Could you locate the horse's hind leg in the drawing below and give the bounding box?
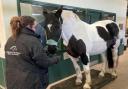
[68,55,82,85]
[99,52,107,77]
[110,48,118,77]
[111,46,119,77]
[111,39,120,77]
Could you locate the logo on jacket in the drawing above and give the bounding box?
[6,46,21,56]
[10,46,17,51]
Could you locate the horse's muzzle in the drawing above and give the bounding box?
[47,45,57,54]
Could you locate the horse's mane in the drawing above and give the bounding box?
[61,10,80,23]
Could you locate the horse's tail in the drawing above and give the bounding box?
[106,22,120,68]
[106,22,119,39]
[107,46,114,68]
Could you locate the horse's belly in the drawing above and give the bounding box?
[89,41,107,55]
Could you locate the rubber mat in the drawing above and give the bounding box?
[50,69,117,89]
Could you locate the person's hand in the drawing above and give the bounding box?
[43,46,48,52]
[53,55,61,64]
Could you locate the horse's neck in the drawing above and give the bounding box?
[61,22,73,45]
[61,20,91,45]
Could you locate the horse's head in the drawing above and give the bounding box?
[43,7,63,54]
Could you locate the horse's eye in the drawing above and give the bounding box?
[44,25,47,28]
[54,25,59,28]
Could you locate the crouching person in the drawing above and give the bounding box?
[5,16,60,89]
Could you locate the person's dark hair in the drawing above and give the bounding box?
[10,16,35,40]
[20,16,35,28]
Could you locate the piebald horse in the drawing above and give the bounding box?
[43,8,120,89]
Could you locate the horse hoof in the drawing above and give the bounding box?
[99,72,105,78]
[76,78,82,85]
[111,72,117,78]
[83,83,91,89]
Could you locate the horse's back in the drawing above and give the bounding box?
[84,20,119,55]
[70,21,106,54]
[89,20,119,55]
[62,14,119,55]
[91,20,114,27]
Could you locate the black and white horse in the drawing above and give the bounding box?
[43,8,120,89]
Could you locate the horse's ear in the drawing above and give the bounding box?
[55,6,63,18]
[43,9,48,17]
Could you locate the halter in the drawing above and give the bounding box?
[46,16,63,46]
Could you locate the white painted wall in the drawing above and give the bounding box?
[0,0,18,58]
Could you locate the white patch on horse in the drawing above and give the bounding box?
[47,24,52,32]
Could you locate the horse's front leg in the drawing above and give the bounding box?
[83,63,91,89]
[81,53,91,89]
[68,55,83,85]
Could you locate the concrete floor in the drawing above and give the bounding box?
[101,49,128,89]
